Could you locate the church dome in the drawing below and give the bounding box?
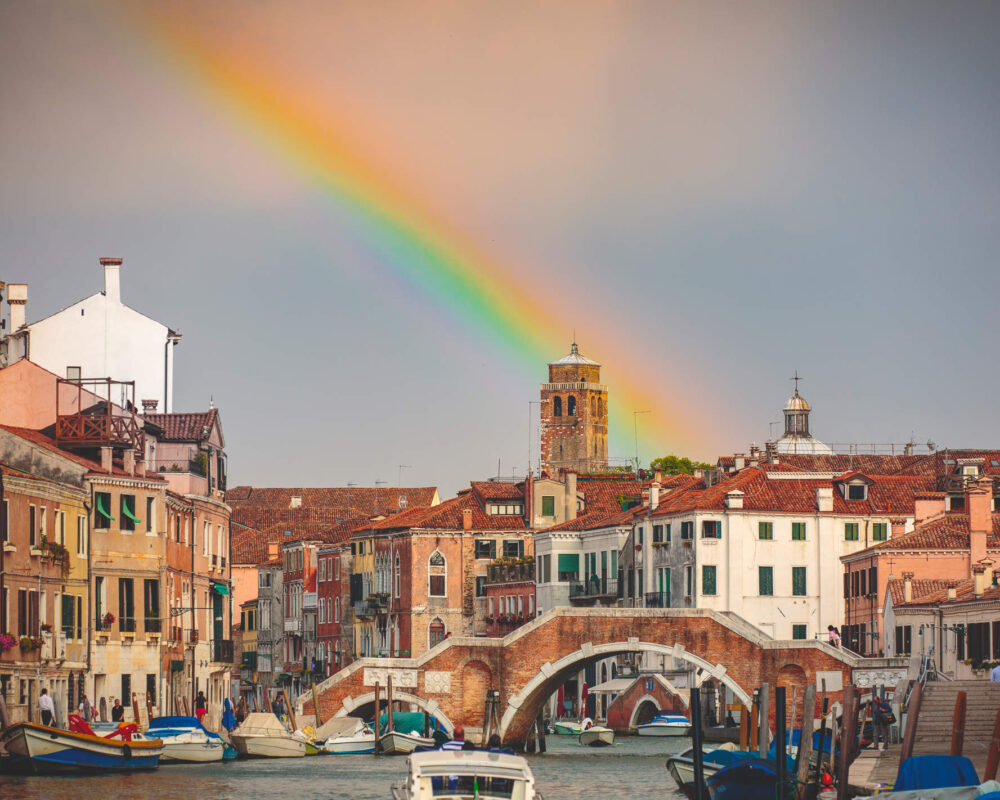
[785,392,810,412]
[550,342,600,367]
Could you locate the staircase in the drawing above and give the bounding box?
[912,680,1000,776]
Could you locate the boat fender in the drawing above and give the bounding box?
[123,743,131,760]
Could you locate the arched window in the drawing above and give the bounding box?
[429,618,446,648]
[394,553,401,598]
[553,396,562,417]
[568,396,576,415]
[591,396,597,416]
[428,550,446,597]
[597,397,603,417]
[335,597,340,623]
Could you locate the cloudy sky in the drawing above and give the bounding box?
[2,1,998,495]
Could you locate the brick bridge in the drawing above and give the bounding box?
[298,608,903,747]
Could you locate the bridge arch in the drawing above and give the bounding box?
[332,690,456,734]
[628,695,661,729]
[498,640,753,741]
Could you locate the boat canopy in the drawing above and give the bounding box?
[234,713,292,736]
[587,678,635,695]
[379,711,444,735]
[314,716,367,740]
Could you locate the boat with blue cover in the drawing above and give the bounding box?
[0,715,162,773]
[147,715,226,763]
[705,755,797,800]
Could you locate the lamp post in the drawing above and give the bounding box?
[633,410,650,475]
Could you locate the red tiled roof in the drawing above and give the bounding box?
[470,481,525,501]
[893,577,1000,607]
[861,513,1000,553]
[776,454,934,475]
[362,490,531,535]
[886,579,951,607]
[144,409,219,442]
[1,425,163,480]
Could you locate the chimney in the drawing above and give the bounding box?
[101,257,123,303]
[135,458,145,477]
[725,490,744,510]
[268,542,279,558]
[902,571,914,603]
[462,508,473,531]
[142,399,159,414]
[890,518,906,539]
[649,484,660,511]
[654,469,662,484]
[973,563,989,598]
[946,580,958,601]
[7,283,27,332]
[123,449,136,476]
[914,492,947,524]
[816,487,834,513]
[734,454,745,470]
[524,472,534,527]
[100,446,113,472]
[565,470,578,522]
[968,476,992,570]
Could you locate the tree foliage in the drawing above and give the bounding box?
[649,454,714,476]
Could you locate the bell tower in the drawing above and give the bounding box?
[540,342,608,475]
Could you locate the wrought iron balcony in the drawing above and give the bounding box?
[644,591,668,608]
[486,562,535,584]
[212,639,235,663]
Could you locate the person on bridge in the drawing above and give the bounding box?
[827,626,841,648]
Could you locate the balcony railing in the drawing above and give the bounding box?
[187,628,199,644]
[212,639,235,663]
[144,616,161,633]
[569,577,618,600]
[486,562,535,584]
[645,591,668,608]
[120,616,136,633]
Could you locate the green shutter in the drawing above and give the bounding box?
[610,550,617,576]
[792,522,806,541]
[792,624,807,640]
[541,496,555,516]
[96,494,115,521]
[759,567,773,596]
[844,523,859,541]
[665,524,671,542]
[557,554,579,575]
[759,522,773,540]
[702,565,717,596]
[872,523,887,541]
[61,594,75,638]
[792,567,806,596]
[121,496,142,525]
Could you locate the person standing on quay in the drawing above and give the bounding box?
[111,698,125,723]
[37,688,55,727]
[991,662,1000,682]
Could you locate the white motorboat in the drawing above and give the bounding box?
[379,730,436,755]
[147,716,225,763]
[391,749,542,800]
[578,725,615,747]
[550,719,584,736]
[314,716,375,754]
[229,712,306,758]
[637,713,691,737]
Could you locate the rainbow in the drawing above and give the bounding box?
[128,9,707,460]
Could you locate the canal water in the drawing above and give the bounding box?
[0,735,691,799]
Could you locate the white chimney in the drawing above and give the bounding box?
[101,257,123,303]
[734,454,745,470]
[974,561,992,598]
[565,471,578,521]
[725,490,744,510]
[7,283,27,331]
[649,484,660,510]
[946,581,958,601]
[816,487,834,513]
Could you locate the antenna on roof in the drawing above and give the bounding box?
[397,464,411,487]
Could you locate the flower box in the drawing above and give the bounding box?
[29,547,43,557]
[2,543,15,553]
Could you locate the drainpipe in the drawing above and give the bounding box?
[190,507,196,716]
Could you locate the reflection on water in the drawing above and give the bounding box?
[0,735,691,800]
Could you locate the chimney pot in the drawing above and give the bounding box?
[946,579,959,601]
[6,283,27,333]
[816,487,834,513]
[462,508,473,531]
[902,571,914,603]
[141,399,159,413]
[100,446,113,473]
[101,257,123,304]
[654,469,662,484]
[123,449,136,476]
[890,518,906,539]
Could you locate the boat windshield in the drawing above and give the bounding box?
[419,776,527,800]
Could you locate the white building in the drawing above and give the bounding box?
[2,258,181,411]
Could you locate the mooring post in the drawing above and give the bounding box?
[373,681,381,755]
[739,703,749,751]
[536,712,547,754]
[776,687,787,796]
[899,681,922,764]
[985,707,1000,781]
[758,683,770,758]
[950,690,967,756]
[690,686,706,800]
[836,684,858,800]
[794,684,817,800]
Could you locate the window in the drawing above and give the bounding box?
[652,525,663,543]
[847,484,867,501]
[489,503,524,516]
[681,521,693,540]
[428,551,446,597]
[66,366,82,381]
[120,494,138,532]
[146,498,154,533]
[844,523,859,541]
[567,396,576,416]
[872,523,887,541]
[394,554,400,598]
[475,576,487,597]
[792,567,807,596]
[702,566,717,596]
[638,527,644,545]
[759,567,774,596]
[894,625,912,656]
[851,571,859,597]
[541,495,555,517]
[792,624,807,640]
[869,566,877,597]
[859,570,867,596]
[56,510,65,545]
[319,559,326,582]
[429,619,446,648]
[557,553,579,582]
[553,396,562,417]
[685,566,694,597]
[474,540,496,560]
[0,498,7,542]
[29,504,37,546]
[968,621,990,663]
[76,515,86,555]
[175,514,181,543]
[791,522,806,541]
[96,492,113,530]
[759,522,773,540]
[62,593,75,638]
[143,579,160,632]
[119,578,135,632]
[701,520,721,539]
[665,524,671,543]
[503,540,524,559]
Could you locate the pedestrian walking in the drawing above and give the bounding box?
[827,626,841,648]
[37,688,55,727]
[872,695,893,752]
[195,690,208,722]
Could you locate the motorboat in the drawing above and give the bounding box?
[666,744,749,799]
[378,711,438,755]
[229,712,306,758]
[550,719,584,736]
[316,717,376,754]
[147,715,226,763]
[637,712,691,737]
[0,717,162,772]
[390,749,542,800]
[578,722,614,747]
[380,730,437,755]
[705,755,797,800]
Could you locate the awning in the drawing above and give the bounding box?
[557,553,579,573]
[588,677,636,695]
[212,582,230,595]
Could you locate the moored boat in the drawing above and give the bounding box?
[637,712,691,737]
[316,717,376,754]
[390,749,542,800]
[0,719,162,773]
[705,756,796,800]
[379,730,436,755]
[147,716,225,763]
[666,745,750,799]
[229,712,306,758]
[578,725,614,747]
[550,720,583,736]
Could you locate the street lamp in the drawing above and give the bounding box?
[633,410,651,475]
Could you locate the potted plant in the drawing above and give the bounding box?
[0,633,16,653]
[18,635,36,652]
[102,612,115,629]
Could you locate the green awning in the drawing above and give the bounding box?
[96,495,115,521]
[121,499,142,526]
[212,582,230,595]
[170,659,185,672]
[557,554,579,573]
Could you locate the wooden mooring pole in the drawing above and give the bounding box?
[836,684,858,800]
[373,681,381,755]
[899,681,922,764]
[949,690,967,756]
[985,707,1000,782]
[794,684,817,800]
[758,683,770,758]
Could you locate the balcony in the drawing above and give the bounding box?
[212,639,235,663]
[569,577,618,603]
[486,562,535,584]
[284,617,302,634]
[55,378,143,451]
[303,591,318,610]
[144,616,161,633]
[645,591,668,608]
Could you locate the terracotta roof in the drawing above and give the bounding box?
[542,505,643,533]
[776,454,933,475]
[886,579,951,606]
[648,468,932,517]
[893,577,1000,608]
[144,410,219,442]
[860,512,1000,553]
[362,491,530,535]
[470,481,525,501]
[1,425,162,480]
